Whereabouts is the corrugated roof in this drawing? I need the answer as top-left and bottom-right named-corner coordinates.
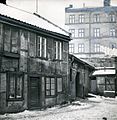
top-left (0, 3), bottom-right (69, 36)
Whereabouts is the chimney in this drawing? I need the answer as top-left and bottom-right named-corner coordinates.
top-left (69, 4), bottom-right (73, 8)
top-left (104, 0), bottom-right (110, 6)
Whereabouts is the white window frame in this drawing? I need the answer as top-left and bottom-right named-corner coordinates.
top-left (94, 44), bottom-right (100, 52)
top-left (69, 29), bottom-right (75, 38)
top-left (93, 14), bottom-right (100, 22)
top-left (69, 43), bottom-right (74, 53)
top-left (69, 15), bottom-right (75, 24)
top-left (110, 28), bottom-right (116, 37)
top-left (78, 29), bottom-right (85, 38)
top-left (109, 14), bottom-right (116, 22)
top-left (55, 41), bottom-right (62, 60)
top-left (37, 36), bottom-right (47, 58)
top-left (79, 14), bottom-right (85, 23)
top-left (78, 43), bottom-right (84, 53)
top-left (94, 28), bottom-right (100, 37)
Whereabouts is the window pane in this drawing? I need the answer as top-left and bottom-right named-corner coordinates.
top-left (46, 78), bottom-right (50, 83)
top-left (17, 75), bottom-right (23, 98)
top-left (46, 91), bottom-right (50, 96)
top-left (51, 90), bottom-right (55, 95)
top-left (9, 74), bottom-right (15, 98)
top-left (51, 83), bottom-right (55, 89)
top-left (46, 83), bottom-right (50, 89)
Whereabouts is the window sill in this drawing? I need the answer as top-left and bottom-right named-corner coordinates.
top-left (3, 51), bottom-right (20, 58)
top-left (45, 95), bottom-right (56, 98)
top-left (52, 59), bottom-right (63, 62)
top-left (7, 98), bottom-right (24, 101)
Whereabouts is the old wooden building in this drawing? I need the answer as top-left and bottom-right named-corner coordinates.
top-left (91, 67), bottom-right (117, 97)
top-left (69, 54), bottom-right (94, 100)
top-left (0, 3), bottom-right (70, 113)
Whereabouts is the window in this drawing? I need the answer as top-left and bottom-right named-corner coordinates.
top-left (78, 44), bottom-right (84, 53)
top-left (109, 14), bottom-right (116, 22)
top-left (94, 44), bottom-right (100, 52)
top-left (7, 72), bottom-right (24, 100)
top-left (93, 14), bottom-right (100, 22)
top-left (54, 41), bottom-right (62, 60)
top-left (45, 77), bottom-right (55, 96)
top-left (45, 77), bottom-right (63, 97)
top-left (69, 15), bottom-right (75, 24)
top-left (57, 78), bottom-right (62, 92)
top-left (78, 29), bottom-right (85, 37)
top-left (110, 28), bottom-right (116, 37)
top-left (29, 33), bottom-right (36, 57)
top-left (4, 26), bottom-right (19, 53)
top-left (79, 14), bottom-right (85, 23)
top-left (37, 36), bottom-right (47, 58)
top-left (69, 29), bottom-right (75, 38)
top-left (69, 43), bottom-right (74, 53)
top-left (93, 28), bottom-right (100, 37)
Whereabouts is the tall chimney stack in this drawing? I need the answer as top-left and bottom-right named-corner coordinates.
top-left (104, 0), bottom-right (110, 6)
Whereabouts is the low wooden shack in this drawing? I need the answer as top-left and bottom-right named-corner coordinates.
top-left (0, 3), bottom-right (70, 113)
top-left (91, 67), bottom-right (116, 97)
top-left (69, 54), bottom-right (94, 99)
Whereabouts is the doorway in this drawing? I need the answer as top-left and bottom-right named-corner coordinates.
top-left (75, 72), bottom-right (80, 97)
top-left (28, 77), bottom-right (41, 109)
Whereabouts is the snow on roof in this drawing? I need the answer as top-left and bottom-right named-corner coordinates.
top-left (0, 3), bottom-right (69, 36)
top-left (92, 69), bottom-right (115, 76)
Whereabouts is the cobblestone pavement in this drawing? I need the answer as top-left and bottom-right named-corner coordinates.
top-left (0, 97), bottom-right (117, 120)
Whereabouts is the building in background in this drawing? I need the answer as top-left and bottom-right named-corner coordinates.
top-left (65, 0), bottom-right (117, 67)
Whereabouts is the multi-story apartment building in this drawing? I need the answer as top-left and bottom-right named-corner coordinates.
top-left (65, 0), bottom-right (117, 67)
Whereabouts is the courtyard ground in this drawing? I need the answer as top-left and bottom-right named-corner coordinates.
top-left (0, 94), bottom-right (117, 120)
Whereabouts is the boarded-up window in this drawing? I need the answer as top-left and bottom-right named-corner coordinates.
top-left (11, 29), bottom-right (19, 53)
top-left (29, 33), bottom-right (36, 57)
top-left (20, 51), bottom-right (27, 72)
top-left (7, 72), bottom-right (24, 100)
top-left (20, 30), bottom-right (28, 50)
top-left (4, 26), bottom-right (11, 52)
top-left (37, 36), bottom-right (47, 58)
top-left (57, 78), bottom-right (62, 92)
top-left (45, 77), bottom-right (55, 96)
top-left (4, 26), bottom-right (19, 53)
top-left (2, 57), bottom-right (19, 71)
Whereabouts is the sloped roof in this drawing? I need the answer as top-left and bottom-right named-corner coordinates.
top-left (92, 67), bottom-right (115, 76)
top-left (0, 3), bottom-right (70, 37)
top-left (69, 54), bottom-right (95, 69)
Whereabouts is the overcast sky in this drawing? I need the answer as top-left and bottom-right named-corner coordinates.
top-left (7, 0), bottom-right (117, 28)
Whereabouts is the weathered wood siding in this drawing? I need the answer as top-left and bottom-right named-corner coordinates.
top-left (0, 22), bottom-right (69, 113)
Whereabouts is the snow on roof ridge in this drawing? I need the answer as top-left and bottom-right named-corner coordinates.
top-left (33, 13), bottom-right (70, 35)
top-left (0, 3), bottom-right (70, 36)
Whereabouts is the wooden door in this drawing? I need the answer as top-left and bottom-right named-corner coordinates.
top-left (29, 77), bottom-right (40, 109)
top-left (75, 72), bottom-right (80, 97)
